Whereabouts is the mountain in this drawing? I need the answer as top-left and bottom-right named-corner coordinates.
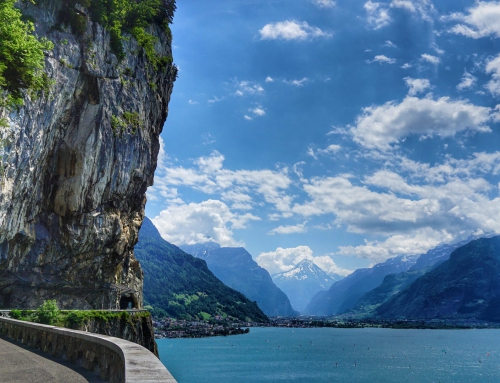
top-left (376, 236), bottom-right (500, 321)
top-left (346, 241), bottom-right (469, 318)
top-left (134, 218), bottom-right (268, 322)
top-left (272, 259), bottom-right (340, 313)
top-left (304, 254), bottom-right (419, 316)
top-left (181, 243), bottom-right (299, 317)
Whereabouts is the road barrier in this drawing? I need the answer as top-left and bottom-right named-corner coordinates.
top-left (0, 316), bottom-right (177, 383)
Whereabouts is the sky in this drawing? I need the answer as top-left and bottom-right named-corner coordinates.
top-left (145, 0), bottom-right (500, 276)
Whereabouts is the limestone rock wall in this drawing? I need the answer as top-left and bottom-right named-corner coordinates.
top-left (0, 0), bottom-right (176, 309)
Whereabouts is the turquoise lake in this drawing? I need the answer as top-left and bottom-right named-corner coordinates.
top-left (158, 327), bottom-right (500, 383)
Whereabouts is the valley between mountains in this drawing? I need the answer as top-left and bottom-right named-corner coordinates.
top-left (137, 218), bottom-right (500, 325)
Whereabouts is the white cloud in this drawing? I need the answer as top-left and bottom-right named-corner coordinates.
top-left (235, 80), bottom-right (264, 96)
top-left (486, 54), bottom-right (500, 97)
top-left (390, 0), bottom-right (435, 21)
top-left (251, 107), bottom-right (266, 116)
top-left (457, 70), bottom-right (477, 91)
top-left (188, 100), bottom-right (198, 105)
top-left (349, 96), bottom-right (493, 150)
top-left (365, 1), bottom-right (392, 29)
top-left (265, 76), bottom-right (274, 83)
top-left (152, 200), bottom-right (260, 247)
top-left (151, 150), bottom-right (293, 213)
top-left (256, 246), bottom-right (351, 276)
top-left (208, 96), bottom-right (223, 103)
top-left (290, 152), bottom-right (500, 261)
top-left (384, 40), bottom-right (397, 48)
top-left (368, 55), bottom-right (396, 64)
top-left (404, 77), bottom-right (431, 96)
top-left (337, 229), bottom-right (452, 263)
top-left (421, 53), bottom-right (440, 65)
top-left (244, 115), bottom-right (253, 121)
top-left (447, 2), bottom-right (500, 39)
top-left (308, 144), bottom-right (342, 159)
top-left (283, 77), bottom-right (309, 86)
top-left (259, 20), bottom-right (332, 41)
top-left (322, 144), bottom-right (342, 154)
top-left (268, 221), bottom-right (308, 235)
top-left (401, 63), bottom-right (412, 69)
top-left (313, 0), bottom-right (336, 8)
top-left (391, 0), bottom-right (416, 12)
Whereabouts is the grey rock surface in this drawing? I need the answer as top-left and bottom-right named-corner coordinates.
top-left (0, 0), bottom-right (176, 309)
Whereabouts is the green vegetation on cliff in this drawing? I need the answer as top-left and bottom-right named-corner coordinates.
top-left (57, 0), bottom-right (175, 65)
top-left (0, 0), bottom-right (53, 108)
top-left (10, 300), bottom-right (151, 328)
top-left (135, 218), bottom-right (269, 322)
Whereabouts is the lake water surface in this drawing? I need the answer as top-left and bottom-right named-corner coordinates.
top-left (158, 327), bottom-right (500, 383)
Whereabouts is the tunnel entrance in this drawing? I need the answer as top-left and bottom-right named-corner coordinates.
top-left (119, 295), bottom-right (135, 310)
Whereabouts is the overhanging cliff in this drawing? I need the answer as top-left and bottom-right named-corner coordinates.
top-left (0, 0), bottom-right (176, 309)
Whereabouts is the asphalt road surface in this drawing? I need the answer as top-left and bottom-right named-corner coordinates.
top-left (0, 336), bottom-right (105, 382)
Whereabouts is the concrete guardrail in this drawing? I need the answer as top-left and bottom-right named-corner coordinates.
top-left (0, 316), bottom-right (177, 383)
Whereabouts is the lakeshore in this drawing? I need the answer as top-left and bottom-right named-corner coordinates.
top-left (152, 315), bottom-right (500, 339)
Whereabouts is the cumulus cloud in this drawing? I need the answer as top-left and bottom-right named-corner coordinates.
top-left (256, 246), bottom-right (351, 275)
top-left (404, 77), bottom-right (431, 96)
top-left (313, 0), bottom-right (336, 8)
top-left (151, 150), bottom-right (293, 213)
top-left (152, 200), bottom-right (260, 247)
top-left (368, 55), bottom-right (396, 64)
top-left (384, 40), bottom-right (397, 48)
top-left (486, 54), bottom-right (500, 97)
top-left (349, 96), bottom-right (493, 150)
top-left (337, 229), bottom-right (453, 263)
top-left (265, 76), bottom-right (274, 83)
top-left (447, 1), bottom-right (500, 39)
top-left (268, 222), bottom-right (308, 235)
top-left (421, 53), bottom-right (440, 65)
top-left (365, 1), bottom-right (392, 29)
top-left (457, 70), bottom-right (477, 91)
top-left (290, 152), bottom-right (500, 261)
top-left (250, 107), bottom-right (266, 117)
top-left (259, 20), bottom-right (332, 41)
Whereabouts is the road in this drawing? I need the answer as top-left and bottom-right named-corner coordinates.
top-left (0, 336), bottom-right (105, 382)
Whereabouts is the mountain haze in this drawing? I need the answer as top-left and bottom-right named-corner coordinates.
top-left (272, 259), bottom-right (339, 313)
top-left (304, 254), bottom-right (419, 316)
top-left (347, 241), bottom-right (468, 318)
top-left (376, 236), bottom-right (500, 321)
top-left (181, 243), bottom-right (298, 317)
top-left (135, 218), bottom-right (268, 322)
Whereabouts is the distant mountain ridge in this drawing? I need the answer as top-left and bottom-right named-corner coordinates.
top-left (304, 253), bottom-right (420, 316)
top-left (181, 243), bottom-right (299, 317)
top-left (347, 240), bottom-right (469, 318)
top-left (272, 259), bottom-right (340, 313)
top-left (134, 218), bottom-right (268, 322)
top-left (375, 236), bottom-right (500, 321)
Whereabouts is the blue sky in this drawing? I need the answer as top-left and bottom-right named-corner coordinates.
top-left (146, 0), bottom-right (500, 275)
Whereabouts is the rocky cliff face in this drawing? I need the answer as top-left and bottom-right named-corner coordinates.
top-left (0, 0), bottom-right (176, 309)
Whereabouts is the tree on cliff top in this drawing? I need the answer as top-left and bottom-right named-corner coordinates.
top-left (0, 0), bottom-right (53, 110)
